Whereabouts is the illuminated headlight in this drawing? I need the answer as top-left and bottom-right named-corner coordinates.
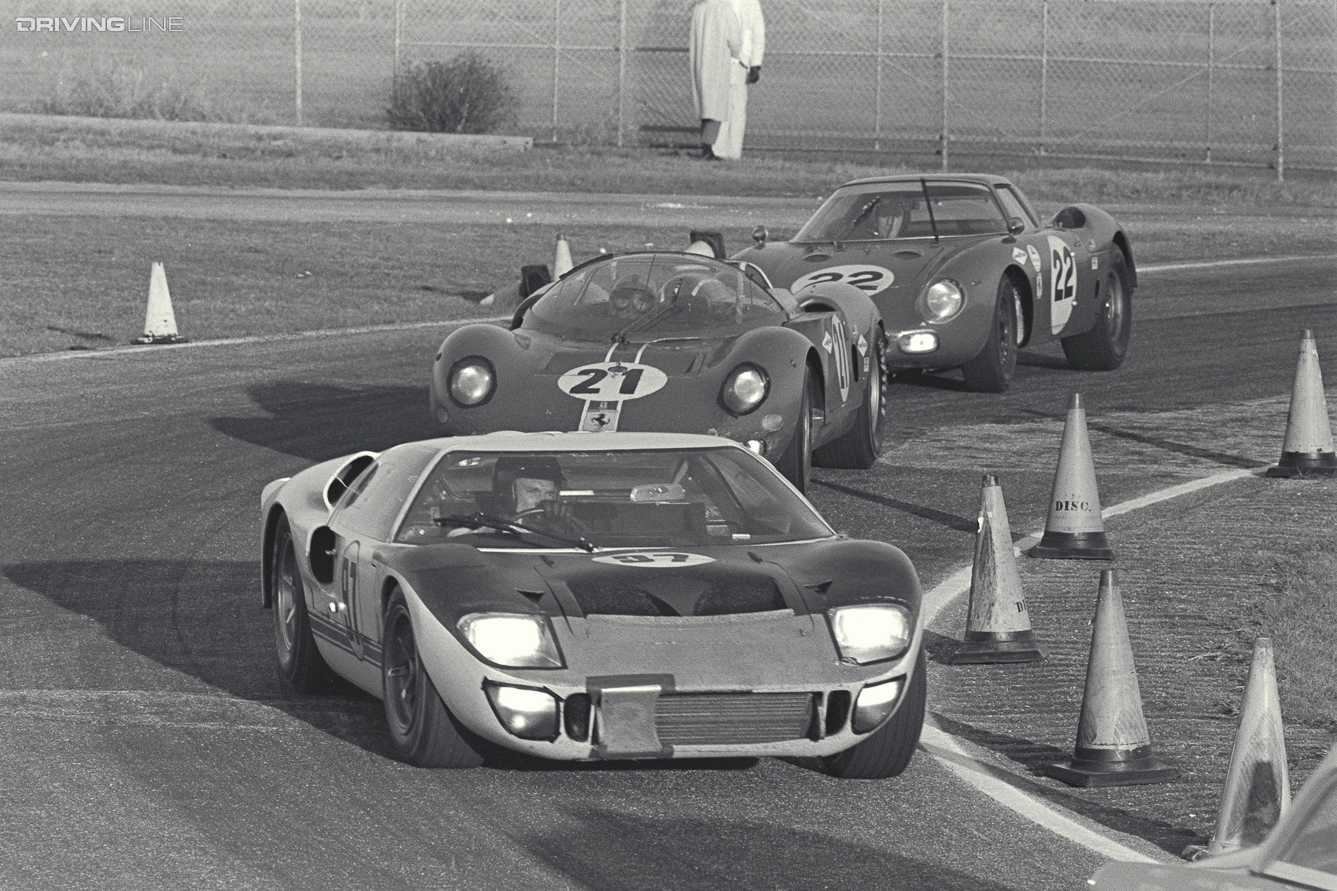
top-left (448, 358), bottom-right (495, 407)
top-left (897, 330), bottom-right (939, 354)
top-left (853, 677), bottom-right (906, 733)
top-left (458, 613), bottom-right (563, 668)
top-left (919, 280), bottom-right (965, 322)
top-left (720, 364), bottom-right (769, 415)
top-left (828, 603), bottom-right (913, 664)
top-left (484, 682), bottom-right (560, 741)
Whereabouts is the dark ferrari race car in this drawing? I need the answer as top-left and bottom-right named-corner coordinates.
top-left (261, 431), bottom-right (927, 779)
top-left (734, 173), bottom-right (1138, 392)
top-left (430, 251), bottom-right (886, 493)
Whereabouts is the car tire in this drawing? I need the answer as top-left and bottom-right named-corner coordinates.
top-left (272, 515), bottom-right (336, 693)
top-left (961, 277), bottom-right (1019, 393)
top-left (773, 368), bottom-right (815, 494)
top-left (823, 648), bottom-right (926, 780)
top-left (382, 589), bottom-right (485, 768)
top-left (813, 329), bottom-right (886, 469)
top-left (1062, 253), bottom-right (1132, 371)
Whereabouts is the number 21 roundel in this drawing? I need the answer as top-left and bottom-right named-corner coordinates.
top-left (558, 362), bottom-right (668, 401)
top-left (791, 264), bottom-right (894, 297)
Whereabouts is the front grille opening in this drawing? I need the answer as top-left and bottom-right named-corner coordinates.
top-left (825, 690), bottom-right (852, 736)
top-left (564, 693), bottom-right (592, 742)
top-left (654, 692), bottom-right (815, 746)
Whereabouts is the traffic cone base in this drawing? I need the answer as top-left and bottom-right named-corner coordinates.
top-left (1265, 450), bottom-right (1337, 478)
top-left (1027, 530), bottom-right (1115, 560)
top-left (1044, 748), bottom-right (1179, 788)
top-left (945, 629), bottom-right (1048, 664)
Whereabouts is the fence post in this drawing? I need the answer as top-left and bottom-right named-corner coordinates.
top-left (1274, 0), bottom-right (1285, 181)
top-left (941, 0), bottom-right (949, 170)
top-left (1206, 3), bottom-right (1215, 162)
top-left (617, 0), bottom-right (627, 147)
top-left (393, 0), bottom-right (403, 108)
top-left (552, 0), bottom-right (561, 142)
top-left (294, 0), bottom-right (303, 126)
top-left (875, 0), bottom-right (884, 151)
top-left (1039, 0), bottom-right (1048, 155)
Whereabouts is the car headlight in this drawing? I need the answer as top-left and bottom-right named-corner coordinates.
top-left (484, 682), bottom-right (560, 741)
top-left (828, 603), bottom-right (913, 664)
top-left (458, 613), bottom-right (563, 668)
top-left (720, 364), bottom-right (769, 415)
top-left (448, 357), bottom-right (496, 407)
top-left (919, 280), bottom-right (965, 323)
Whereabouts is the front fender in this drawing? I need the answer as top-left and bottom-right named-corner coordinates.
top-left (431, 323), bottom-right (529, 425)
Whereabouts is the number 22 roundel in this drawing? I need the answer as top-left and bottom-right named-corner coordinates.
top-left (791, 264), bottom-right (894, 297)
top-left (1047, 236), bottom-right (1076, 335)
top-left (558, 362), bottom-right (668, 401)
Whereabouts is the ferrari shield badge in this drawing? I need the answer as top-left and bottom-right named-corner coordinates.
top-left (558, 361), bottom-right (668, 432)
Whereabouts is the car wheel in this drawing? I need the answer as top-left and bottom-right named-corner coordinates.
top-left (1062, 253), bottom-right (1132, 371)
top-left (773, 368), bottom-right (815, 493)
top-left (823, 648), bottom-right (926, 780)
top-left (382, 589), bottom-right (485, 768)
top-left (960, 277), bottom-right (1019, 393)
top-left (272, 515), bottom-right (335, 693)
top-left (813, 329), bottom-right (885, 469)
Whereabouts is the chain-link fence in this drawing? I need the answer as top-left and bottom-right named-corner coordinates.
top-left (4, 0), bottom-right (1334, 174)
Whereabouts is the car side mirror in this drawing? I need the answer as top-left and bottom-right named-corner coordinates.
top-left (1007, 217), bottom-right (1026, 236)
top-left (752, 225), bottom-right (768, 247)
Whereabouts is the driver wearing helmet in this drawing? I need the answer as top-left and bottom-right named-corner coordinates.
top-left (609, 278), bottom-right (658, 318)
top-left (487, 455), bottom-right (587, 534)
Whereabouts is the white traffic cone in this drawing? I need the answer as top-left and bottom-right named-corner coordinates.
top-left (553, 234), bottom-right (573, 278)
top-left (1267, 329), bottom-right (1337, 477)
top-left (132, 262), bottom-right (186, 344)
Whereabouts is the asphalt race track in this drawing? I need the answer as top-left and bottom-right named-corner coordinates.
top-left (1, 187), bottom-right (1334, 891)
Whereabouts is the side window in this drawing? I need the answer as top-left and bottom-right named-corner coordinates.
top-left (996, 186), bottom-right (1038, 229)
top-left (332, 445), bottom-right (439, 541)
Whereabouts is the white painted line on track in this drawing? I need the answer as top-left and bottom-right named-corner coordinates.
top-left (921, 465), bottom-right (1262, 864)
top-left (1139, 255), bottom-right (1335, 274)
top-left (0, 316), bottom-right (514, 366)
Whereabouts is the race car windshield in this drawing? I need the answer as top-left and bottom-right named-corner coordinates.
top-left (794, 181), bottom-right (1008, 242)
top-left (394, 446), bottom-right (834, 548)
top-left (522, 254), bottom-right (784, 342)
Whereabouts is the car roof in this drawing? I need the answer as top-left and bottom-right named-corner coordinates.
top-left (837, 172), bottom-right (1014, 189)
top-left (388, 431), bottom-right (749, 457)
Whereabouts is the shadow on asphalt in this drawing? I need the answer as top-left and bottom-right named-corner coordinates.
top-left (209, 380), bottom-right (441, 462)
top-left (930, 712), bottom-right (1208, 857)
top-left (519, 806), bottom-right (1020, 891)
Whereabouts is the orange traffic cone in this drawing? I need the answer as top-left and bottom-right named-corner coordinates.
top-left (553, 233), bottom-right (574, 278)
top-left (1206, 636), bottom-right (1291, 855)
top-left (1267, 329), bottom-right (1337, 478)
top-left (132, 262), bottom-right (187, 344)
top-left (1028, 393), bottom-right (1114, 560)
top-left (1045, 570), bottom-right (1178, 787)
top-left (944, 474), bottom-right (1047, 664)
top-left (686, 230), bottom-right (726, 259)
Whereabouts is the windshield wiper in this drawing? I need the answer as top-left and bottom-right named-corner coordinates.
top-left (834, 195), bottom-right (882, 249)
top-left (434, 512), bottom-right (596, 552)
top-left (611, 291), bottom-right (683, 343)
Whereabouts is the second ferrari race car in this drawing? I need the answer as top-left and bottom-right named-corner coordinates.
top-left (261, 431), bottom-right (927, 779)
top-left (734, 173), bottom-right (1138, 392)
top-left (430, 251), bottom-right (886, 493)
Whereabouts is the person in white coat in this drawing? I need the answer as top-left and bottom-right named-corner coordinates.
top-left (689, 0), bottom-right (741, 160)
top-left (714, 0), bottom-right (764, 160)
